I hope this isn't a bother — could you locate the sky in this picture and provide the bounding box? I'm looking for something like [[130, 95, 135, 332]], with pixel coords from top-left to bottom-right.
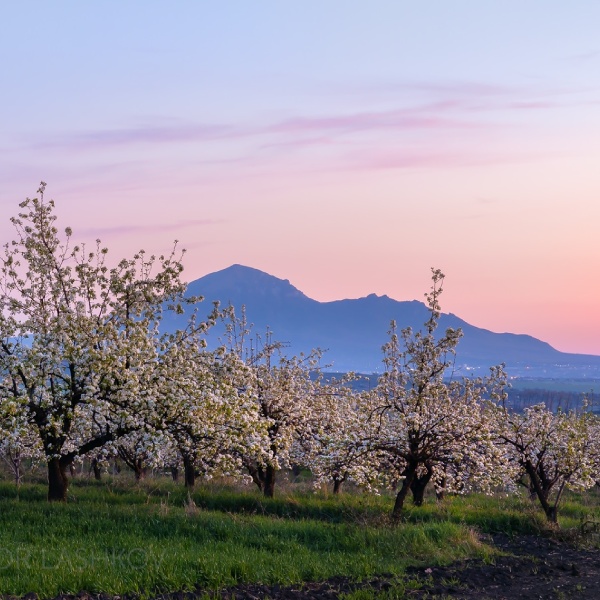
[[1, 2, 600, 355]]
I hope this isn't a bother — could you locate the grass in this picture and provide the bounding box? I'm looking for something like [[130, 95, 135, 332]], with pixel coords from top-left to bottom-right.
[[0, 474, 599, 598]]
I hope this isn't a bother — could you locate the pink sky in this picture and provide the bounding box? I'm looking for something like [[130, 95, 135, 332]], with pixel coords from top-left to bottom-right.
[[1, 3, 600, 355]]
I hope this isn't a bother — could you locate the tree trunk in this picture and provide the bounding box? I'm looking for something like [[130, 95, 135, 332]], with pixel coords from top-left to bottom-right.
[[47, 457, 69, 502], [392, 461, 417, 519], [524, 460, 557, 523], [133, 459, 147, 481], [170, 466, 179, 482], [410, 464, 433, 506], [263, 465, 276, 498], [14, 462, 22, 487], [6, 450, 23, 487], [183, 455, 196, 489], [333, 477, 343, 495], [545, 505, 558, 523], [435, 474, 446, 501], [91, 458, 102, 481], [245, 461, 265, 492]]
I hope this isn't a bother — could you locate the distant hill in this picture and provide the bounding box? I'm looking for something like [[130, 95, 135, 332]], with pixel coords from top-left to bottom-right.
[[163, 264, 600, 378]]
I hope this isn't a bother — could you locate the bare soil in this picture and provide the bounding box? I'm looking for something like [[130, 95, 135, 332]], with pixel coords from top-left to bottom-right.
[[11, 533, 600, 600]]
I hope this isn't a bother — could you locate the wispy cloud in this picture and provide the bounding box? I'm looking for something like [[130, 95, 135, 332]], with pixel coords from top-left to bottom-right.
[[34, 106, 481, 154], [363, 80, 516, 98], [265, 110, 476, 136], [22, 78, 600, 176], [506, 101, 558, 110], [339, 142, 563, 173], [565, 50, 600, 62], [76, 218, 224, 238], [35, 123, 236, 151]]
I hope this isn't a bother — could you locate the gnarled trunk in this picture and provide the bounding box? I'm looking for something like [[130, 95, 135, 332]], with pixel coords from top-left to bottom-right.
[[524, 460, 558, 523], [47, 457, 69, 502], [91, 458, 102, 481], [263, 465, 276, 498], [183, 455, 196, 489], [133, 458, 147, 481], [410, 464, 434, 506], [333, 477, 344, 495], [392, 461, 417, 520], [244, 461, 265, 492]]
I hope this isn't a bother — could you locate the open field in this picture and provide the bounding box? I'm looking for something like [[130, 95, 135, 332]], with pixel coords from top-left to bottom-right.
[[1, 472, 600, 599]]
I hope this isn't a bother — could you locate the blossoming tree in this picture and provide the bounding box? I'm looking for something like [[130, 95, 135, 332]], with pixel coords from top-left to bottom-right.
[[360, 269, 505, 518], [491, 399, 599, 523], [0, 184, 204, 500]]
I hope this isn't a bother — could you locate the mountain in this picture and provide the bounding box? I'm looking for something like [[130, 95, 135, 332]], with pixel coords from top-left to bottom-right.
[[165, 264, 600, 378]]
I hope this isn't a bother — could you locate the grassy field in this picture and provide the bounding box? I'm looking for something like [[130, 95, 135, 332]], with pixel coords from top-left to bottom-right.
[[0, 474, 599, 598]]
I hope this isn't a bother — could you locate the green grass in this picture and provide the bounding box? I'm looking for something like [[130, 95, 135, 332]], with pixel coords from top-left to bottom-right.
[[0, 478, 488, 598], [1, 476, 599, 598]]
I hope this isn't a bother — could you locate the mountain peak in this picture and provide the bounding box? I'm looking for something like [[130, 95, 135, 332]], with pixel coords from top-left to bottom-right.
[[186, 264, 310, 306]]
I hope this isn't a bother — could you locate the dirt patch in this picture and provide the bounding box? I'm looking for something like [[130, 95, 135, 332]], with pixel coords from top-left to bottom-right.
[[401, 532, 600, 599]]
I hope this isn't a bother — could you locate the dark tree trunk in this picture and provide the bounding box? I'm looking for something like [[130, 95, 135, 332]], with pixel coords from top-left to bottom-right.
[[435, 474, 447, 501], [392, 461, 417, 519], [47, 457, 69, 502], [245, 461, 265, 492], [263, 465, 276, 498], [183, 455, 196, 489], [410, 464, 433, 506], [333, 476, 344, 495], [524, 460, 557, 523], [91, 458, 102, 481], [133, 459, 147, 481], [170, 466, 179, 482], [545, 505, 558, 523]]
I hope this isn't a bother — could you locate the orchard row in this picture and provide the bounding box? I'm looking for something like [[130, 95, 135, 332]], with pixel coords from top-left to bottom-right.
[[1, 186, 598, 524]]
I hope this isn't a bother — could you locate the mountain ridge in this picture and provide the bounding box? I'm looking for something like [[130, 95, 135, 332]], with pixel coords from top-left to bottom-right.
[[170, 264, 600, 378]]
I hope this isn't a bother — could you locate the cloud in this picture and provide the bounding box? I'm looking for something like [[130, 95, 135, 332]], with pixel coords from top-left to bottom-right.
[[34, 107, 479, 154], [265, 110, 479, 137], [76, 218, 224, 238], [21, 78, 599, 178], [565, 50, 600, 62], [338, 142, 561, 173], [365, 80, 515, 98], [506, 101, 558, 110], [35, 123, 235, 151]]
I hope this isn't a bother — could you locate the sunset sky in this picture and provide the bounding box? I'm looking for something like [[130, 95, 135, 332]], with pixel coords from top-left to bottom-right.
[[2, 3, 600, 355]]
